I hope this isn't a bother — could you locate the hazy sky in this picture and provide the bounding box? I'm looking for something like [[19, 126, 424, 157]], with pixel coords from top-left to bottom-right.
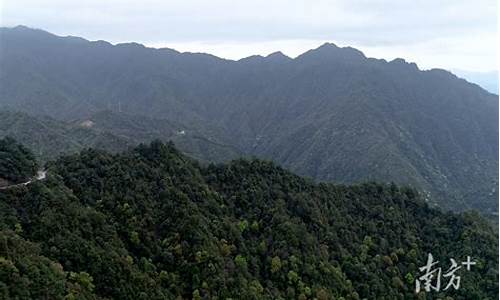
[[1, 0, 497, 73]]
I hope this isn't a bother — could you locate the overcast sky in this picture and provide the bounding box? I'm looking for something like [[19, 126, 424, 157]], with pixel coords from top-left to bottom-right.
[[1, 0, 497, 73]]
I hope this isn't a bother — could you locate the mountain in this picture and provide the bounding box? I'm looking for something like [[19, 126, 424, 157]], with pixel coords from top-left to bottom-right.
[[452, 70, 498, 94], [0, 110, 133, 161], [79, 110, 242, 163], [0, 137, 38, 185], [0, 26, 497, 214], [0, 140, 497, 299], [0, 110, 241, 163]]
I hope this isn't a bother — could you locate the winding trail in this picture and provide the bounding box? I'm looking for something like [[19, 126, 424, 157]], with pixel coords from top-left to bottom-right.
[[0, 170, 47, 190]]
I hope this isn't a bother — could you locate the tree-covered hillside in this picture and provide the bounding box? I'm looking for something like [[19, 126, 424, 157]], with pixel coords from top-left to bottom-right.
[[0, 110, 241, 163], [0, 137, 38, 184], [0, 111, 133, 162], [0, 140, 497, 299]]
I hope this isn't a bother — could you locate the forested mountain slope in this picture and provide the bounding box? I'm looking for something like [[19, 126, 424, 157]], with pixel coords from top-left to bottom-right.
[[0, 111, 133, 161], [0, 26, 497, 213], [0, 110, 241, 163], [0, 140, 498, 299], [78, 110, 241, 163], [0, 137, 38, 185]]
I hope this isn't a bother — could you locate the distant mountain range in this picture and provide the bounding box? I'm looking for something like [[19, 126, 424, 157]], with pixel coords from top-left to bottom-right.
[[0, 25, 497, 214]]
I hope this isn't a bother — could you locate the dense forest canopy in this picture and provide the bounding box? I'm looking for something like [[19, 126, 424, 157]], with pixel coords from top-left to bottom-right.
[[0, 136, 38, 184], [0, 140, 497, 299]]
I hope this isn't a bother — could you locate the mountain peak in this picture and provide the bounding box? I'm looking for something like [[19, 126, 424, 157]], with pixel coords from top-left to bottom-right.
[[116, 42, 147, 49], [297, 42, 366, 62], [266, 51, 291, 62], [3, 25, 53, 36], [238, 54, 265, 63], [239, 52, 292, 64], [12, 25, 32, 31], [317, 42, 339, 49], [389, 58, 419, 71]]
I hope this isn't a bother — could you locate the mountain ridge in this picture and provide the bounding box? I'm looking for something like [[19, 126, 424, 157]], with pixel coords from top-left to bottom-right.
[[4, 25, 486, 79], [0, 25, 497, 214]]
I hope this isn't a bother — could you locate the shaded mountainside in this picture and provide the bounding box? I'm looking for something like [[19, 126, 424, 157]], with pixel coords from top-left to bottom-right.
[[0, 137, 38, 185], [0, 110, 241, 163], [0, 140, 498, 299], [0, 111, 133, 161], [0, 26, 497, 214], [80, 110, 242, 163]]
